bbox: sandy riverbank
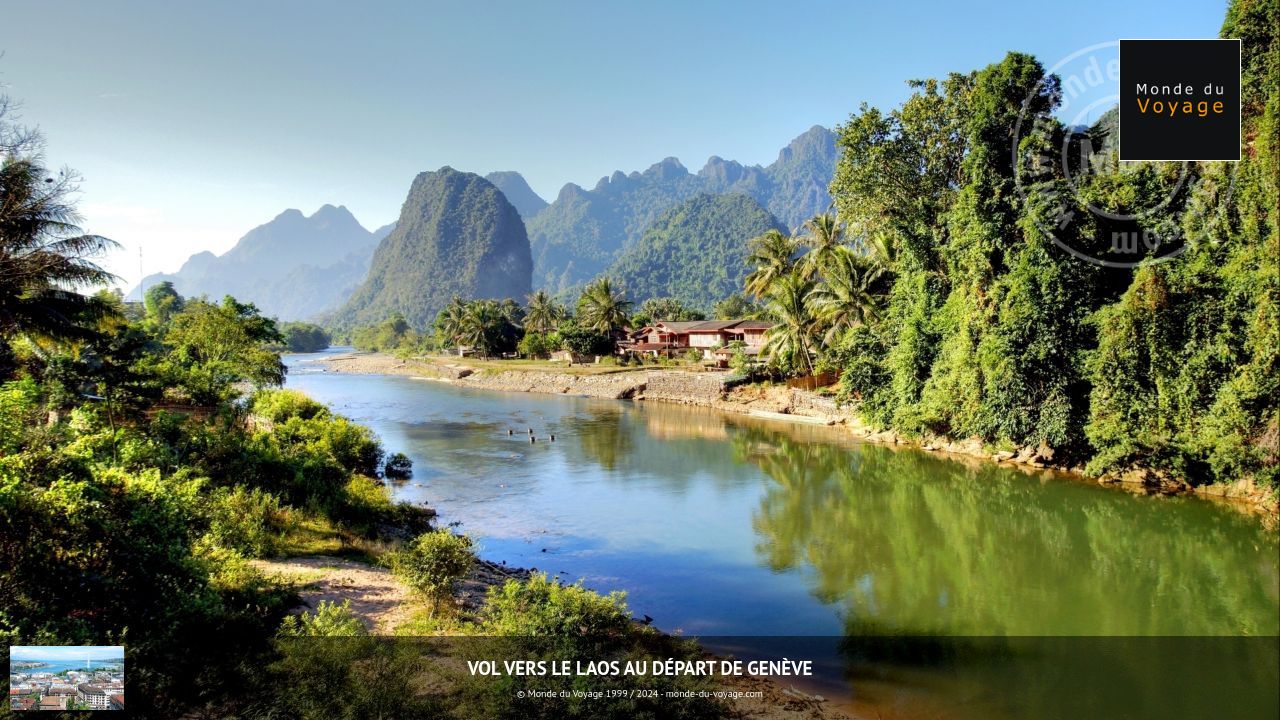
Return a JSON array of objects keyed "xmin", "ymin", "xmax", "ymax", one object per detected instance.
[{"xmin": 308, "ymin": 351, "xmax": 1277, "ymax": 516}]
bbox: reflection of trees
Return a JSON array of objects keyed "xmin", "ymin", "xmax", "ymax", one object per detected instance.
[
  {"xmin": 744, "ymin": 431, "xmax": 1280, "ymax": 637},
  {"xmin": 559, "ymin": 404, "xmax": 753, "ymax": 493}
]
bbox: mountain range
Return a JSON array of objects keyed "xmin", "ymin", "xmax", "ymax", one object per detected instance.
[
  {"xmin": 132, "ymin": 125, "xmax": 838, "ymax": 322},
  {"xmin": 526, "ymin": 125, "xmax": 837, "ymax": 296},
  {"xmin": 128, "ymin": 205, "xmax": 392, "ymax": 320}
]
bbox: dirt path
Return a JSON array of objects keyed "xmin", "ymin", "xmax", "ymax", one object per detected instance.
[{"xmin": 251, "ymin": 555, "xmax": 416, "ymax": 633}]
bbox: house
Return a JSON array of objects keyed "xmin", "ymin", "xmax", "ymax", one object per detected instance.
[
  {"xmin": 40, "ymin": 695, "xmax": 69, "ymax": 710},
  {"xmin": 10, "ymin": 696, "xmax": 35, "ymax": 712},
  {"xmin": 622, "ymin": 320, "xmax": 772, "ymax": 363},
  {"xmin": 109, "ymin": 694, "xmax": 125, "ymax": 710},
  {"xmin": 77, "ymin": 683, "xmax": 112, "ymax": 710}
]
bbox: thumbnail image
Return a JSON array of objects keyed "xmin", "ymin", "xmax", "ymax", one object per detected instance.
[{"xmin": 9, "ymin": 647, "xmax": 124, "ymax": 712}]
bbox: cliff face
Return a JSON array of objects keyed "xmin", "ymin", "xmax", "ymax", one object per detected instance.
[{"xmin": 333, "ymin": 167, "xmax": 532, "ymax": 329}]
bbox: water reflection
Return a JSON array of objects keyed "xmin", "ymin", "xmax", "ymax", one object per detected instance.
[{"xmin": 741, "ymin": 429, "xmax": 1279, "ymax": 637}]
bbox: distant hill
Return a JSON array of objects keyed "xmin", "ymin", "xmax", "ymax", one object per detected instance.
[
  {"xmin": 607, "ymin": 193, "xmax": 786, "ymax": 310},
  {"xmin": 526, "ymin": 126, "xmax": 836, "ymax": 296},
  {"xmin": 485, "ymin": 171, "xmax": 548, "ymax": 219},
  {"xmin": 331, "ymin": 167, "xmax": 532, "ymax": 329},
  {"xmin": 128, "ymin": 205, "xmax": 389, "ymax": 320}
]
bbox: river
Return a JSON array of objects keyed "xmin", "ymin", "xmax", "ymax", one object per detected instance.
[{"xmin": 284, "ymin": 350, "xmax": 1279, "ymax": 719}]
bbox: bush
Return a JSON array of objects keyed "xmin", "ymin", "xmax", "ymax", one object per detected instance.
[
  {"xmin": 480, "ymin": 573, "xmax": 631, "ymax": 639},
  {"xmin": 517, "ymin": 331, "xmax": 555, "ymax": 359},
  {"xmin": 251, "ymin": 389, "xmax": 330, "ymax": 423},
  {"xmin": 278, "ymin": 599, "xmax": 368, "ymax": 637},
  {"xmin": 384, "ymin": 452, "xmax": 413, "ymax": 479},
  {"xmin": 205, "ymin": 486, "xmax": 293, "ymax": 557},
  {"xmin": 388, "ymin": 530, "xmax": 475, "ymax": 613}
]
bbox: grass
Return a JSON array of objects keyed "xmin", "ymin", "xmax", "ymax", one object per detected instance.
[{"xmin": 275, "ymin": 515, "xmax": 396, "ymax": 565}]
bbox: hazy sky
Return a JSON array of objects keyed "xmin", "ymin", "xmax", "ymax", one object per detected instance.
[
  {"xmin": 1, "ymin": 0, "xmax": 1225, "ymax": 290},
  {"xmin": 10, "ymin": 646, "xmax": 122, "ymax": 662}
]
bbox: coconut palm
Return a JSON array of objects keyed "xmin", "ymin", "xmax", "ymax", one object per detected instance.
[
  {"xmin": 760, "ymin": 274, "xmax": 818, "ymax": 376},
  {"xmin": 798, "ymin": 213, "xmax": 844, "ymax": 280},
  {"xmin": 808, "ymin": 246, "xmax": 884, "ymax": 346},
  {"xmin": 524, "ymin": 289, "xmax": 565, "ymax": 333},
  {"xmin": 744, "ymin": 229, "xmax": 799, "ymax": 299},
  {"xmin": 576, "ymin": 278, "xmax": 632, "ymax": 334},
  {"xmin": 457, "ymin": 300, "xmax": 506, "ymax": 359},
  {"xmin": 434, "ymin": 296, "xmax": 468, "ymax": 346},
  {"xmin": 0, "ymin": 156, "xmax": 119, "ymax": 348}
]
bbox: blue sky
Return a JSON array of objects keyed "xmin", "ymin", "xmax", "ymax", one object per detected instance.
[
  {"xmin": 0, "ymin": 0, "xmax": 1226, "ymax": 289},
  {"xmin": 10, "ymin": 646, "xmax": 123, "ymax": 662}
]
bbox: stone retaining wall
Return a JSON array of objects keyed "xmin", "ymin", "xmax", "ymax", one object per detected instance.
[
  {"xmin": 640, "ymin": 371, "xmax": 730, "ymax": 406},
  {"xmin": 454, "ymin": 370, "xmax": 646, "ymax": 400}
]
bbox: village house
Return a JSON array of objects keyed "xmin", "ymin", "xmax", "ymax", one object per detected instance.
[{"xmin": 622, "ymin": 319, "xmax": 771, "ymax": 366}]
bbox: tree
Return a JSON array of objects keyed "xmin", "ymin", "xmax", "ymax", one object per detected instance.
[
  {"xmin": 143, "ymin": 281, "xmax": 184, "ymax": 325},
  {"xmin": 576, "ymin": 277, "xmax": 632, "ymax": 334},
  {"xmin": 760, "ymin": 274, "xmax": 818, "ymax": 376},
  {"xmin": 0, "ymin": 103, "xmax": 118, "ymax": 372},
  {"xmin": 712, "ymin": 292, "xmax": 762, "ymax": 321},
  {"xmin": 744, "ymin": 229, "xmax": 799, "ymax": 299},
  {"xmin": 434, "ymin": 296, "xmax": 469, "ymax": 348},
  {"xmin": 798, "ymin": 213, "xmax": 845, "ymax": 280},
  {"xmin": 631, "ymin": 296, "xmax": 704, "ymax": 328},
  {"xmin": 524, "ymin": 290, "xmax": 565, "ymax": 334},
  {"xmin": 163, "ymin": 296, "xmax": 286, "ymax": 403},
  {"xmin": 457, "ymin": 300, "xmax": 512, "ymax": 358},
  {"xmin": 808, "ymin": 246, "xmax": 885, "ymax": 347}
]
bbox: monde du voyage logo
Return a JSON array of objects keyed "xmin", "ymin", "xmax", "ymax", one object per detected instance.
[{"xmin": 1119, "ymin": 39, "xmax": 1242, "ymax": 162}]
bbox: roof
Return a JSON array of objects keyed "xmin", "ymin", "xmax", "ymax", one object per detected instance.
[
  {"xmin": 78, "ymin": 684, "xmax": 108, "ymax": 695},
  {"xmin": 655, "ymin": 319, "xmax": 774, "ymax": 334}
]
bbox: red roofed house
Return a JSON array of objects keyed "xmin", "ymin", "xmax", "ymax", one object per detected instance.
[{"xmin": 623, "ymin": 319, "xmax": 771, "ymax": 366}]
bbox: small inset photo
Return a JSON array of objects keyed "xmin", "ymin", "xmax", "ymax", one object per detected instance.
[{"xmin": 9, "ymin": 646, "xmax": 124, "ymax": 712}]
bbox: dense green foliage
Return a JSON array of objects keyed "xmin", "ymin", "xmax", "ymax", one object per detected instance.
[
  {"xmin": 279, "ymin": 320, "xmax": 332, "ymax": 352},
  {"xmin": 334, "ymin": 167, "xmax": 533, "ymax": 329},
  {"xmin": 810, "ymin": 4, "xmax": 1278, "ymax": 492},
  {"xmin": 607, "ymin": 194, "xmax": 786, "ymax": 310},
  {"xmin": 527, "ymin": 127, "xmax": 836, "ymax": 296}
]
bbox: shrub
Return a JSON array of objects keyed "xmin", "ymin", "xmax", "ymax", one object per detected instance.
[
  {"xmin": 278, "ymin": 599, "xmax": 368, "ymax": 637},
  {"xmin": 480, "ymin": 573, "xmax": 631, "ymax": 640},
  {"xmin": 388, "ymin": 530, "xmax": 475, "ymax": 613},
  {"xmin": 251, "ymin": 389, "xmax": 330, "ymax": 423},
  {"xmin": 384, "ymin": 452, "xmax": 413, "ymax": 479},
  {"xmin": 205, "ymin": 485, "xmax": 293, "ymax": 557}
]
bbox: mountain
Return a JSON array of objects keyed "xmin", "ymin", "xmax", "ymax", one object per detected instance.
[
  {"xmin": 484, "ymin": 171, "xmax": 548, "ymax": 219},
  {"xmin": 526, "ymin": 126, "xmax": 837, "ymax": 296},
  {"xmin": 607, "ymin": 193, "xmax": 786, "ymax": 310},
  {"xmin": 332, "ymin": 167, "xmax": 532, "ymax": 329},
  {"xmin": 128, "ymin": 205, "xmax": 388, "ymax": 320}
]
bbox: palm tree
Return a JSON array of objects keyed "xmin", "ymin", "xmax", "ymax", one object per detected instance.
[
  {"xmin": 434, "ymin": 296, "xmax": 468, "ymax": 347},
  {"xmin": 524, "ymin": 290, "xmax": 565, "ymax": 334},
  {"xmin": 808, "ymin": 246, "xmax": 884, "ymax": 346},
  {"xmin": 798, "ymin": 213, "xmax": 844, "ymax": 280},
  {"xmin": 576, "ymin": 278, "xmax": 632, "ymax": 334},
  {"xmin": 0, "ymin": 156, "xmax": 119, "ymax": 349},
  {"xmin": 744, "ymin": 229, "xmax": 799, "ymax": 299},
  {"xmin": 458, "ymin": 300, "xmax": 505, "ymax": 358},
  {"xmin": 760, "ymin": 274, "xmax": 818, "ymax": 376}
]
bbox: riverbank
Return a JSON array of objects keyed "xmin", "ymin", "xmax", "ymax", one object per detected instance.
[{"xmin": 308, "ymin": 350, "xmax": 1278, "ymax": 517}]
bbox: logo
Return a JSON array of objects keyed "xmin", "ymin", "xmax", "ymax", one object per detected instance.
[{"xmin": 1013, "ymin": 41, "xmax": 1241, "ymax": 268}]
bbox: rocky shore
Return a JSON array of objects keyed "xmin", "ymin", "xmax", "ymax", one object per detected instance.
[{"xmin": 311, "ymin": 351, "xmax": 1277, "ymax": 516}]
